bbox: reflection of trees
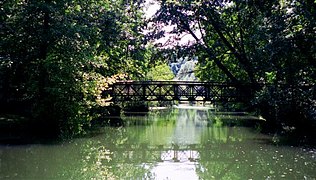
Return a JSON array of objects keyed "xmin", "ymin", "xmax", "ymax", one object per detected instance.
[
  {"xmin": 174, "ymin": 109, "xmax": 315, "ymax": 179},
  {"xmin": 79, "ymin": 110, "xmax": 178, "ymax": 179},
  {"xmin": 80, "ymin": 108, "xmax": 316, "ymax": 179},
  {"xmin": 123, "ymin": 109, "xmax": 178, "ymax": 145},
  {"xmin": 196, "ymin": 138, "xmax": 316, "ymax": 179},
  {"xmin": 80, "ymin": 133, "xmax": 156, "ymax": 179}
]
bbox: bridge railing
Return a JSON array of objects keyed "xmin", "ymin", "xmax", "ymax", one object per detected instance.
[{"xmin": 110, "ymin": 81, "xmax": 255, "ymax": 103}]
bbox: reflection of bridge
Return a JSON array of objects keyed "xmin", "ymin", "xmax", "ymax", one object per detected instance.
[
  {"xmin": 106, "ymin": 142, "xmax": 248, "ymax": 164},
  {"xmin": 110, "ymin": 144, "xmax": 201, "ymax": 163},
  {"xmin": 110, "ymin": 81, "xmax": 254, "ymax": 102}
]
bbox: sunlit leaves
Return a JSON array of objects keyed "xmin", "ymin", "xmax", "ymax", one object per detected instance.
[
  {"xmin": 82, "ymin": 72, "xmax": 127, "ymax": 107},
  {"xmin": 1, "ymin": 0, "xmax": 149, "ymax": 136}
]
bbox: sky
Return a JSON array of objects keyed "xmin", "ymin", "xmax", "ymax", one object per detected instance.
[
  {"xmin": 144, "ymin": 0, "xmax": 160, "ymax": 19},
  {"xmin": 143, "ymin": 0, "xmax": 200, "ymax": 47}
]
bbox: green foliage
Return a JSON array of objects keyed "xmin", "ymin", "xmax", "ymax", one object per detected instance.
[
  {"xmin": 151, "ymin": 0, "xmax": 315, "ymax": 83},
  {"xmin": 146, "ymin": 62, "xmax": 175, "ymax": 81},
  {"xmin": 1, "ymin": 0, "xmax": 149, "ymax": 137},
  {"xmin": 253, "ymin": 85, "xmax": 316, "ymax": 130},
  {"xmin": 149, "ymin": 0, "xmax": 316, "ymax": 131}
]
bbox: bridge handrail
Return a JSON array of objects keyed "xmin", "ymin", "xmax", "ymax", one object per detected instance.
[
  {"xmin": 114, "ymin": 80, "xmax": 254, "ymax": 86},
  {"xmin": 114, "ymin": 81, "xmax": 315, "ymax": 90}
]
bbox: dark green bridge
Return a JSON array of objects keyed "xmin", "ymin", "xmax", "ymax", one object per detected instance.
[{"xmin": 110, "ymin": 81, "xmax": 254, "ymax": 103}]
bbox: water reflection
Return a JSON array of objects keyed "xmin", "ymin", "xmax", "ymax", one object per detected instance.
[{"xmin": 0, "ymin": 106, "xmax": 315, "ymax": 179}]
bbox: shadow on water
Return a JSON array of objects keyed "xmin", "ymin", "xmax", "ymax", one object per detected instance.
[{"xmin": 0, "ymin": 114, "xmax": 63, "ymax": 145}]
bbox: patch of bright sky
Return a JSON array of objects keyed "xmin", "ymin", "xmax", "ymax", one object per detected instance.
[
  {"xmin": 143, "ymin": 0, "xmax": 201, "ymax": 47},
  {"xmin": 144, "ymin": 0, "xmax": 160, "ymax": 19}
]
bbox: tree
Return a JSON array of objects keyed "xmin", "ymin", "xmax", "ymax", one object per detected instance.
[
  {"xmin": 149, "ymin": 0, "xmax": 316, "ymax": 130},
  {"xmin": 1, "ymin": 0, "xmax": 149, "ymax": 137},
  {"xmin": 146, "ymin": 62, "xmax": 174, "ymax": 80},
  {"xmin": 150, "ymin": 0, "xmax": 315, "ymax": 84}
]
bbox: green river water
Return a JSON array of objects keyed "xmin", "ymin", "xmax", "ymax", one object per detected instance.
[{"xmin": 0, "ymin": 105, "xmax": 315, "ymax": 179}]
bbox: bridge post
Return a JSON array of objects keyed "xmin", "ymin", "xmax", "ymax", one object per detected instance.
[
  {"xmin": 126, "ymin": 83, "xmax": 131, "ymax": 101},
  {"xmin": 142, "ymin": 84, "xmax": 146, "ymax": 101},
  {"xmin": 173, "ymin": 84, "xmax": 179, "ymax": 101},
  {"xmin": 112, "ymin": 84, "xmax": 116, "ymax": 102},
  {"xmin": 157, "ymin": 84, "xmax": 162, "ymax": 101},
  {"xmin": 188, "ymin": 84, "xmax": 195, "ymax": 101},
  {"xmin": 172, "ymin": 144, "xmax": 180, "ymax": 162},
  {"xmin": 204, "ymin": 84, "xmax": 210, "ymax": 101}
]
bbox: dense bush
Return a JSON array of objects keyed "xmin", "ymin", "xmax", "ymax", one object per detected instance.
[{"xmin": 254, "ymin": 84, "xmax": 316, "ymax": 133}]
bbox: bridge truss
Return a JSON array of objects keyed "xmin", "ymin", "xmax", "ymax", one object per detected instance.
[{"xmin": 111, "ymin": 81, "xmax": 254, "ymax": 103}]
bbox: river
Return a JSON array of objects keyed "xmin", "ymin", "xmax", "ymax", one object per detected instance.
[{"xmin": 0, "ymin": 105, "xmax": 315, "ymax": 179}]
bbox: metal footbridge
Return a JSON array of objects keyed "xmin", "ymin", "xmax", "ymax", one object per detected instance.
[{"xmin": 110, "ymin": 81, "xmax": 254, "ymax": 103}]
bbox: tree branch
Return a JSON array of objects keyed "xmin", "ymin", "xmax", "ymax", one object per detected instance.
[
  {"xmin": 179, "ymin": 17, "xmax": 239, "ymax": 83},
  {"xmin": 205, "ymin": 8, "xmax": 257, "ymax": 84}
]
